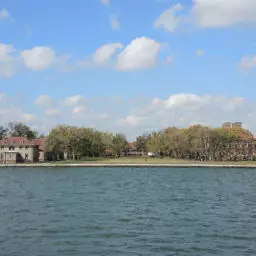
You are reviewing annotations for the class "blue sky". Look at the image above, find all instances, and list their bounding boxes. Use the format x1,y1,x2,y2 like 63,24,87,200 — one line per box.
1,0,256,139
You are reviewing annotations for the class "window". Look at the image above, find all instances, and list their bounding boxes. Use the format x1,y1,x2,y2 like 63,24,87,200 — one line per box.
25,153,28,160
9,147,14,151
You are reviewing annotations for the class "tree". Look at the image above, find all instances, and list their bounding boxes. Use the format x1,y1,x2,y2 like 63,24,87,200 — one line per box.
44,123,256,162
136,134,150,153
0,126,8,140
163,127,188,158
146,131,165,155
8,122,38,139
112,133,128,157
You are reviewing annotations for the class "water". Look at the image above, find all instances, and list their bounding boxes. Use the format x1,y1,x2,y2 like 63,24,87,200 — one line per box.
0,167,256,256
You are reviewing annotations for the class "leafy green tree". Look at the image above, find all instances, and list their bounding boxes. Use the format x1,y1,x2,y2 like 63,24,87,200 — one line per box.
8,122,38,139
136,134,150,153
146,131,165,155
112,133,128,157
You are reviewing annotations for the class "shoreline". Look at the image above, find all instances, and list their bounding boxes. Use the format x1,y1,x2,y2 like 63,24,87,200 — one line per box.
1,163,256,168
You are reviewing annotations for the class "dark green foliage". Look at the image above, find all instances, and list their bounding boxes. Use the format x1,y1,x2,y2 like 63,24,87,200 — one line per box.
8,122,38,139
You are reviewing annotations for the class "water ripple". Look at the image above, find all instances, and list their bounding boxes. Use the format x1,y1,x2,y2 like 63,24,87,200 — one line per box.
0,167,256,255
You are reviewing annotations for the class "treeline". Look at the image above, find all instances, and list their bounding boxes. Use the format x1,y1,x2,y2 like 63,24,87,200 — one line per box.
45,124,256,161
138,125,256,161
45,125,128,160
0,122,40,140
2,122,256,161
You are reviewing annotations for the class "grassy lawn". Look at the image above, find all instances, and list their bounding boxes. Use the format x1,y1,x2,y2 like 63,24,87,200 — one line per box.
52,157,256,165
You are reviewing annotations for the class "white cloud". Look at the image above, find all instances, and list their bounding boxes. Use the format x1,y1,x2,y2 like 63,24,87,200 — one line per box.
118,115,147,126
116,37,161,71
154,3,184,32
191,0,256,28
100,0,109,5
196,49,205,56
110,15,120,30
3,92,256,141
93,43,123,65
35,95,53,107
20,46,56,71
44,108,60,116
0,43,17,77
164,93,202,110
0,8,10,19
64,95,84,106
239,56,256,69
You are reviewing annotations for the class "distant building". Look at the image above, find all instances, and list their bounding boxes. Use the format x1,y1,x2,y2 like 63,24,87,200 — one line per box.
0,137,66,164
222,122,242,129
0,137,40,164
222,122,232,128
125,142,144,156
232,122,242,128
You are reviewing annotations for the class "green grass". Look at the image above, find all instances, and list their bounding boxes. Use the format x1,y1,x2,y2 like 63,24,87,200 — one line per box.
52,157,256,165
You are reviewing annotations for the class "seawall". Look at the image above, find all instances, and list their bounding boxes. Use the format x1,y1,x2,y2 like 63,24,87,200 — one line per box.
1,163,256,168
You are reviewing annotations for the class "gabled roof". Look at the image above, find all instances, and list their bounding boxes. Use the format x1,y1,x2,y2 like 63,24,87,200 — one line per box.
0,137,45,149
0,137,33,145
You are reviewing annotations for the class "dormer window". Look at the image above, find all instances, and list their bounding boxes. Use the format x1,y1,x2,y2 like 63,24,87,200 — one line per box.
20,140,24,144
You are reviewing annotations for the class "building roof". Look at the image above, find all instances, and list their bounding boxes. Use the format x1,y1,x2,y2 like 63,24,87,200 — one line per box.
0,137,45,149
33,138,45,151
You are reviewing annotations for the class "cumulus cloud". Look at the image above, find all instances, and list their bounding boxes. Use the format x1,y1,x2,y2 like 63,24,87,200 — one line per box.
20,46,56,71
0,8,10,19
3,92,256,140
1,38,165,75
143,94,249,130
155,0,256,31
93,43,123,66
154,3,184,32
0,43,72,76
116,37,161,71
35,95,53,107
64,95,84,106
191,0,256,28
110,15,120,30
118,115,147,126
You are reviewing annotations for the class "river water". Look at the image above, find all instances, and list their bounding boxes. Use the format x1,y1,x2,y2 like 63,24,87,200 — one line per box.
0,167,256,255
